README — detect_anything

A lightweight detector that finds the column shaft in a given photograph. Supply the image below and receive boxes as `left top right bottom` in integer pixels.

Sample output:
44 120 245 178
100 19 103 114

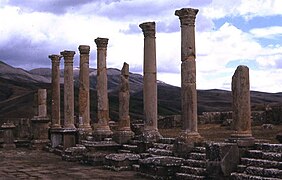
49 54 62 128
78 45 92 131
37 89 47 117
61 50 76 129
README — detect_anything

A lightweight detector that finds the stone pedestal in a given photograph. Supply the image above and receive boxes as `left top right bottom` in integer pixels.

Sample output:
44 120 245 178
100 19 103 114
78 45 92 133
30 117 50 149
113 63 134 144
139 22 162 142
174 8 203 148
93 37 113 141
49 54 62 129
1 122 16 149
61 50 76 129
229 66 254 147
50 128 77 149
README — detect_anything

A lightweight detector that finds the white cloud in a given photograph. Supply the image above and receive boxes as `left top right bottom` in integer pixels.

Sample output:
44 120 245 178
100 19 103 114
250 26 282 39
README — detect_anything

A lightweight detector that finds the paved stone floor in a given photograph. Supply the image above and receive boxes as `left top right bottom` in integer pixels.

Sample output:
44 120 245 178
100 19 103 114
0 148 147 180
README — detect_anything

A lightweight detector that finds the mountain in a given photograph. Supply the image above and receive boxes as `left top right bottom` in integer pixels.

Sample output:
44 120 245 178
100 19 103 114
0 61 282 121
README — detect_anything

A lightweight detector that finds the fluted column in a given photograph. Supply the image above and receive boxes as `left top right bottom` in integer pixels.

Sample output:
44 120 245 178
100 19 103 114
78 45 92 132
139 22 161 142
93 37 113 140
175 8 202 141
229 65 254 146
49 54 62 128
61 50 76 129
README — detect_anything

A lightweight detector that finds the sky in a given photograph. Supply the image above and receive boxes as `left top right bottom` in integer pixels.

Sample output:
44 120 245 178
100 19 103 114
0 0 281 93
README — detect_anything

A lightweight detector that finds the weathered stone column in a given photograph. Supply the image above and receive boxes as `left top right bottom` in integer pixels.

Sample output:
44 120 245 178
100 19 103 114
113 62 134 143
139 22 162 142
61 50 76 129
49 54 62 128
37 89 47 117
175 8 202 141
229 65 254 146
93 37 113 140
78 45 92 132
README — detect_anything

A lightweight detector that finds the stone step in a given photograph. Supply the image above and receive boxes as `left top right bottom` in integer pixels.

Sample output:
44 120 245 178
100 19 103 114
241 158 282 169
193 146 206 153
153 143 174 150
231 172 281 180
118 149 132 153
247 150 282 161
245 166 282 178
158 137 175 144
183 159 206 168
175 173 205 180
189 152 206 161
147 148 174 156
255 143 282 153
237 164 247 173
104 153 141 171
122 144 138 151
179 166 206 176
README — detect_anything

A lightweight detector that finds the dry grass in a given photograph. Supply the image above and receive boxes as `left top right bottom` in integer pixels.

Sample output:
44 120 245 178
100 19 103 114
159 124 282 143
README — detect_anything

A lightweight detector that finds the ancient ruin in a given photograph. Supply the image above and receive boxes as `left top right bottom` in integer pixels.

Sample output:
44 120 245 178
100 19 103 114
93 37 113 140
78 45 92 132
113 62 134 144
0 6 281 180
139 21 162 142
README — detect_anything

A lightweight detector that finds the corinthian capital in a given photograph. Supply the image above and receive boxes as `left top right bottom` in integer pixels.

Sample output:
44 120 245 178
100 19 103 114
175 8 199 26
95 37 109 48
139 22 155 38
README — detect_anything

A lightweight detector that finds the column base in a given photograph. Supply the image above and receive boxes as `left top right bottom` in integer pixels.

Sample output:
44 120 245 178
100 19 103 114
228 133 255 147
113 130 134 144
139 129 162 143
50 128 77 149
30 139 50 150
92 127 113 141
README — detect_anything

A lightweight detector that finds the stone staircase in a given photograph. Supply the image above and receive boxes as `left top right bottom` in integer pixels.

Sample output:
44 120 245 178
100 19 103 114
231 143 282 179
175 145 207 180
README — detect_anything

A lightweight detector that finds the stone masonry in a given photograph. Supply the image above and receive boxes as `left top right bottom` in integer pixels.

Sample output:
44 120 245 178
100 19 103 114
49 54 62 129
78 45 92 132
113 62 134 144
139 21 162 142
175 8 202 143
93 38 113 140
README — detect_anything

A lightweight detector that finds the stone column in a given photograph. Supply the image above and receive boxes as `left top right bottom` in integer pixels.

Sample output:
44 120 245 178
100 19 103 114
49 54 62 128
229 65 254 146
175 8 202 142
61 50 76 129
37 89 47 117
113 62 134 143
93 37 113 140
139 22 161 142
78 45 92 132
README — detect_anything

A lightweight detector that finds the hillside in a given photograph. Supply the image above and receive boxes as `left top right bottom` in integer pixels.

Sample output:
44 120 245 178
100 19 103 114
0 61 282 122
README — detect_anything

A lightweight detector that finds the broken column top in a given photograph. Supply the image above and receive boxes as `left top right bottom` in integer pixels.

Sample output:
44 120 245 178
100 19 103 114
139 22 155 37
121 62 129 77
175 8 199 26
78 45 90 54
95 37 109 48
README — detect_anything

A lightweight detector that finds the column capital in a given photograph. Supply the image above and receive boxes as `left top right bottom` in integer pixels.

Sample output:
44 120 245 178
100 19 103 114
78 45 90 54
49 54 62 63
94 37 109 48
139 22 155 38
175 8 199 26
60 50 75 64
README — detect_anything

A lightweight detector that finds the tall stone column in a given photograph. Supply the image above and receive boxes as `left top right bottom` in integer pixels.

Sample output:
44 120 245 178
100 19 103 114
93 37 113 140
139 22 161 142
49 54 62 128
61 50 76 129
175 8 202 140
78 45 92 132
37 89 47 117
229 65 254 146
113 62 134 143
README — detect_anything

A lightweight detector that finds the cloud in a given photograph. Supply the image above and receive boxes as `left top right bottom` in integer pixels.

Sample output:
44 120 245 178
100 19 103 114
250 26 282 39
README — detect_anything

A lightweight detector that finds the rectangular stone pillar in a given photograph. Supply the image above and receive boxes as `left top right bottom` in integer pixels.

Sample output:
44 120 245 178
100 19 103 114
139 22 161 142
93 38 113 140
1 122 16 149
229 65 254 147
